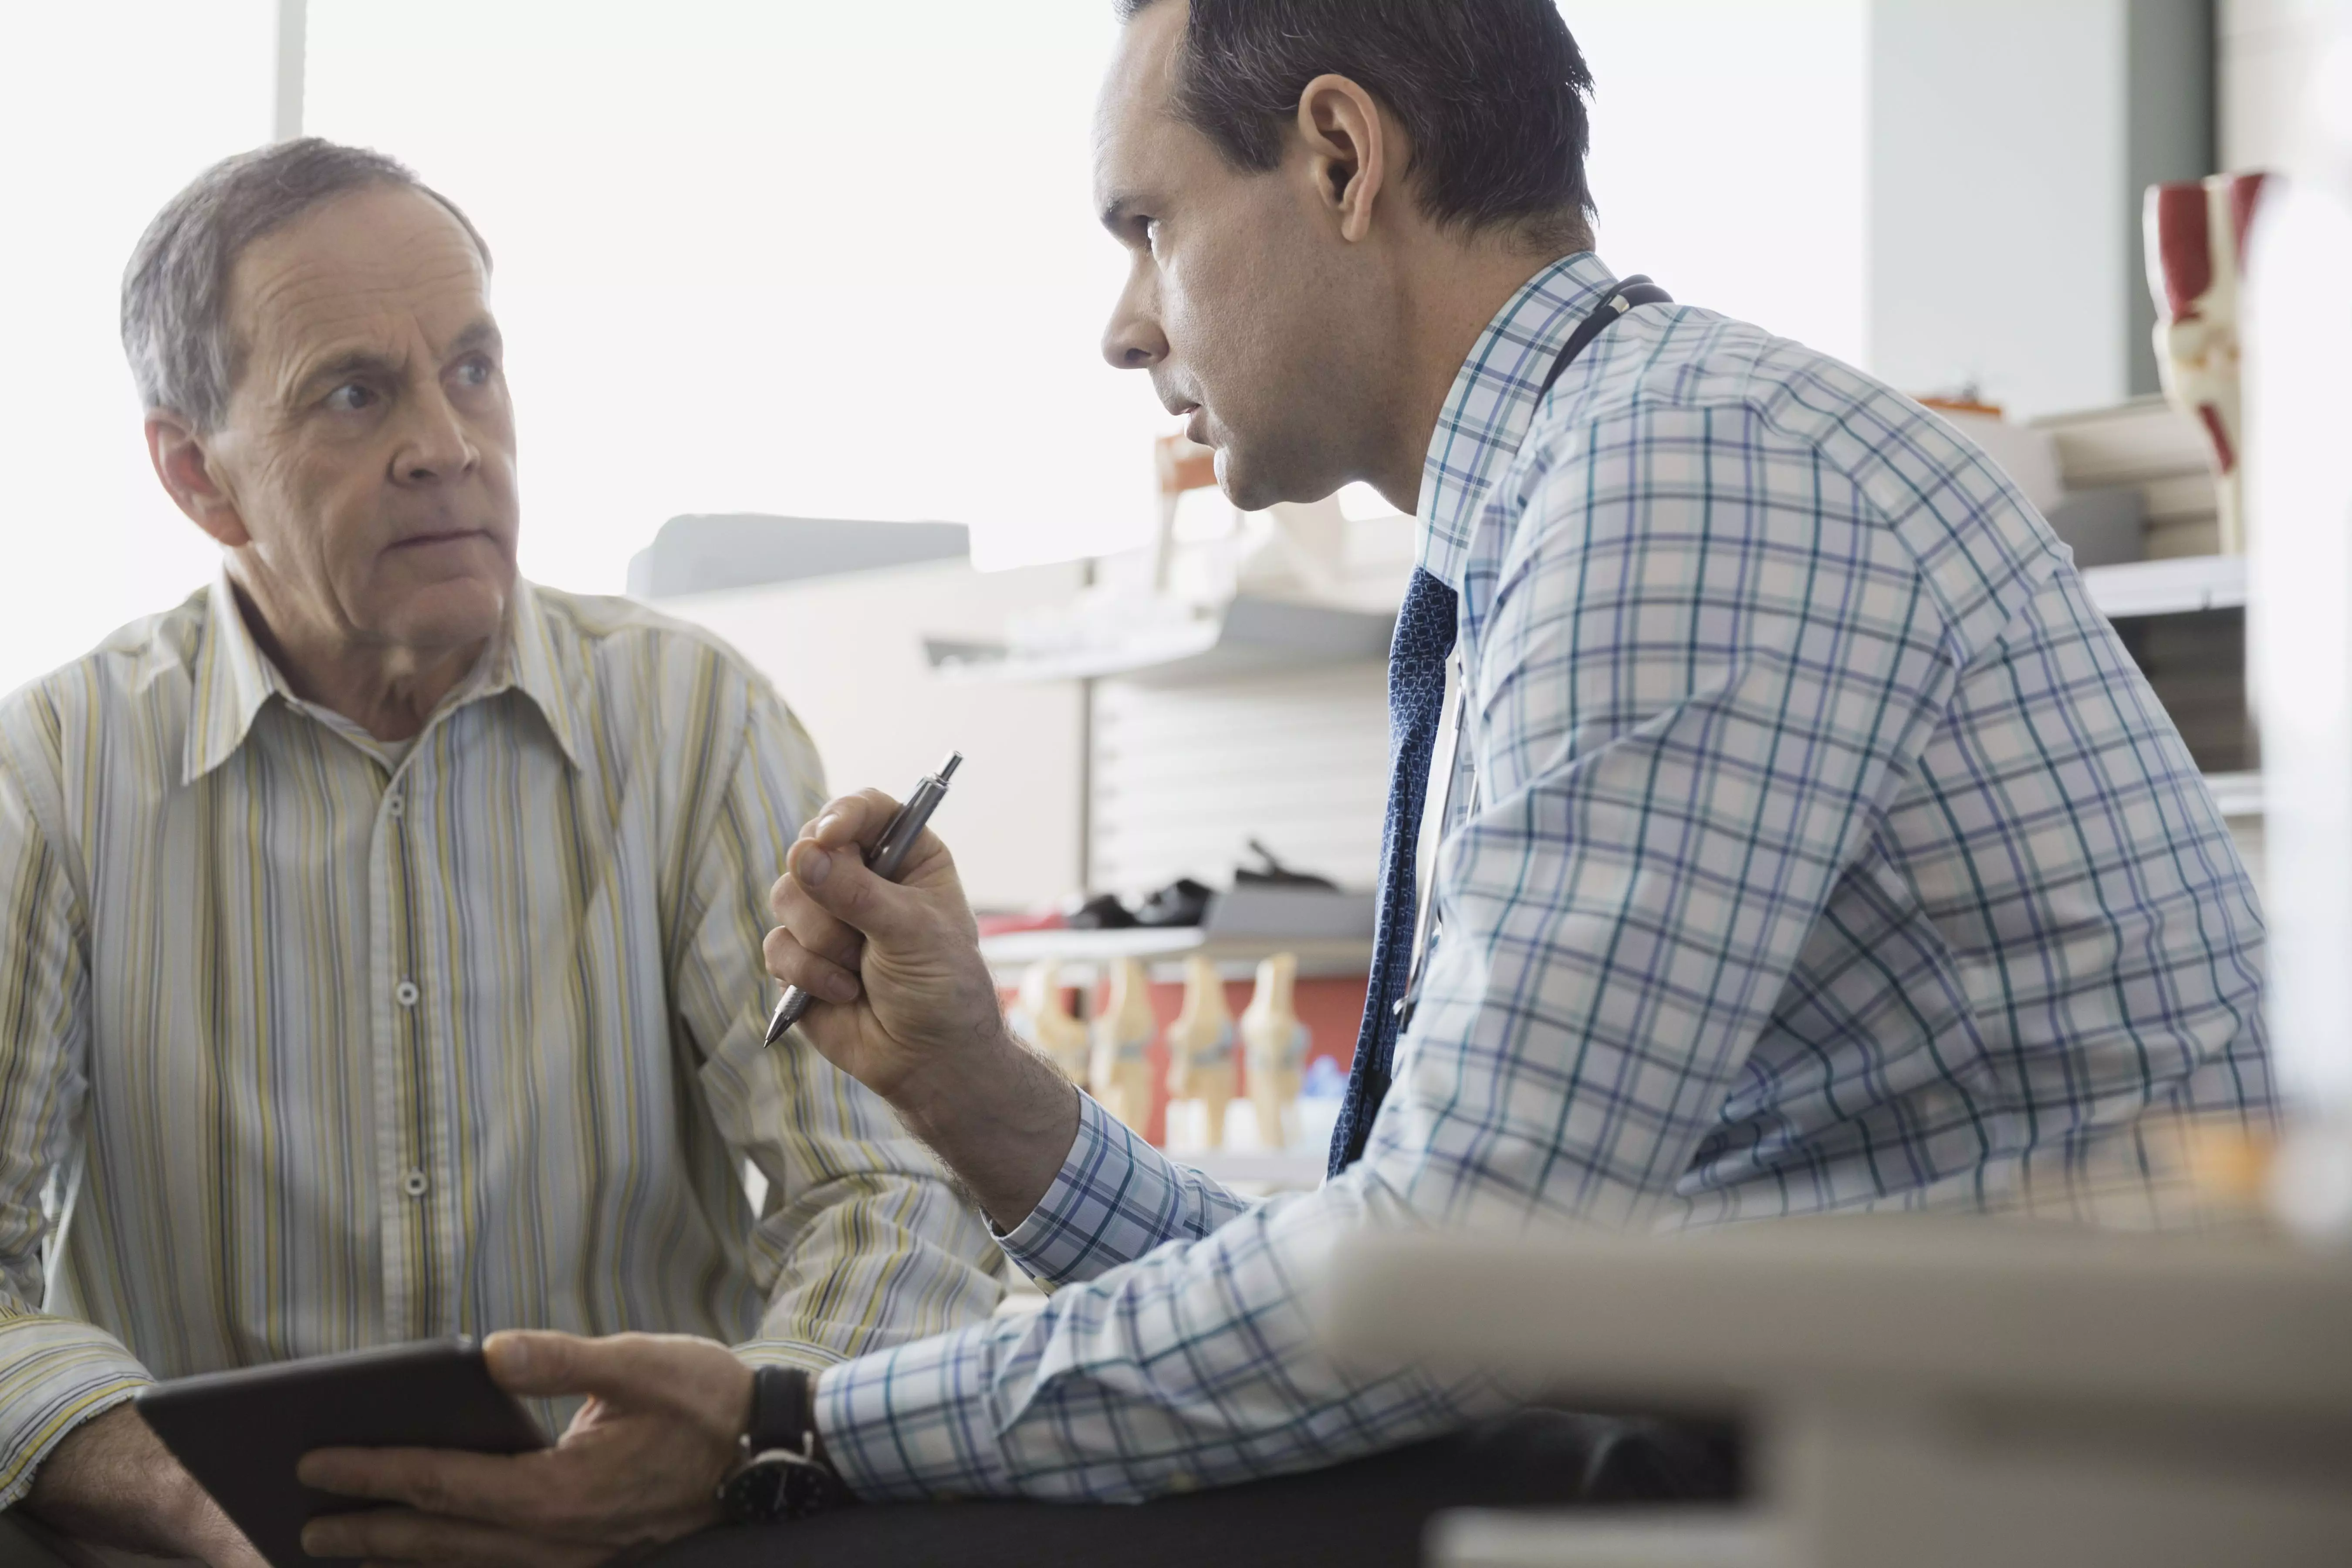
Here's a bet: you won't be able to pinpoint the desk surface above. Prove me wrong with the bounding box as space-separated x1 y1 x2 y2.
1321 1218 2352 1416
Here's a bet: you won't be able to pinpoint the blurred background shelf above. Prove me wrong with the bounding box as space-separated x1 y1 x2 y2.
2205 770 2262 819
926 595 1396 688
2080 554 2245 619
979 926 1375 982
1174 1148 1329 1190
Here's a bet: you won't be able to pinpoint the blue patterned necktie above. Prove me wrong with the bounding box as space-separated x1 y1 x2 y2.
1328 565 1457 1174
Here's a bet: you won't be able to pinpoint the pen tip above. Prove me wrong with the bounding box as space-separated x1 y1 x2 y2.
937 750 963 781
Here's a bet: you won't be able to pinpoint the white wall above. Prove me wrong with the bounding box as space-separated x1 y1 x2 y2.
1570 0 2213 417
1867 0 2211 418
1871 0 2128 413
1567 0 1871 368
2220 0 2338 167
0 3 274 700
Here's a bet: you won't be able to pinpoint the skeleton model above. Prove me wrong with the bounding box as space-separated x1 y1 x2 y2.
1163 956 1238 1150
2146 171 2271 553
1007 962 1089 1086
1241 953 1310 1152
1090 957 1158 1133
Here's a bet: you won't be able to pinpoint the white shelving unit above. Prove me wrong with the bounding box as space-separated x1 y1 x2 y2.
2203 770 2263 820
979 926 1375 983
926 595 1395 689
2079 554 2247 619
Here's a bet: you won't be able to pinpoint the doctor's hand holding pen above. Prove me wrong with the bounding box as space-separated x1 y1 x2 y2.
763 788 1081 1229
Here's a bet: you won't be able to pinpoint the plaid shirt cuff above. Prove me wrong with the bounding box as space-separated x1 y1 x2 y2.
814 1319 1015 1499
994 1091 1251 1288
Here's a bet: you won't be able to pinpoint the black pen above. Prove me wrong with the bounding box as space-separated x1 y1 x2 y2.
764 750 963 1046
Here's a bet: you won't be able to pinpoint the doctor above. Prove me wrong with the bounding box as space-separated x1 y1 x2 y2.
302 0 2270 1561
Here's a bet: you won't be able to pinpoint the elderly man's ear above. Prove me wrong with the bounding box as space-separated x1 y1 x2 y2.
145 414 251 549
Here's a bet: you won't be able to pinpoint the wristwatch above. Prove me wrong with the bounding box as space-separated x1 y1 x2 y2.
717 1365 853 1524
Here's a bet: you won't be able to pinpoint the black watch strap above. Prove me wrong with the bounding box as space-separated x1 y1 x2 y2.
720 1366 851 1525
746 1364 818 1455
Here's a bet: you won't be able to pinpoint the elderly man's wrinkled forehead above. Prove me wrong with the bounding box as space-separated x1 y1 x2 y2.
226 185 493 410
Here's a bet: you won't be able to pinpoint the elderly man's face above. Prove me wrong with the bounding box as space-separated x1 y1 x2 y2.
200 185 518 656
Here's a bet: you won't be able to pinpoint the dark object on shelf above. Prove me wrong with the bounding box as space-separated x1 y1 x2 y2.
1066 893 1139 930
1136 877 1217 928
1236 838 1340 892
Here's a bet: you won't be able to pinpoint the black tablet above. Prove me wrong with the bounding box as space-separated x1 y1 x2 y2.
134 1336 548 1568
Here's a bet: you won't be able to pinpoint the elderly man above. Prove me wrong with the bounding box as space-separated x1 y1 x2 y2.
0 139 1003 1566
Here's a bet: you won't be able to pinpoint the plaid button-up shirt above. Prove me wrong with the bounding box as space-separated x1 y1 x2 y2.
817 253 2272 1501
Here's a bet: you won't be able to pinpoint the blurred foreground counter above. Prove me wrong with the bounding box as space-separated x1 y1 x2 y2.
1324 1220 2352 1568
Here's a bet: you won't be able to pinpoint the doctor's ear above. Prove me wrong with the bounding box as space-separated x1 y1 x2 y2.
146 413 251 548
1294 73 1393 243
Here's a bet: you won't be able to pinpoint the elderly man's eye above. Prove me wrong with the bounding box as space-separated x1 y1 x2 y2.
324 383 375 413
453 356 494 387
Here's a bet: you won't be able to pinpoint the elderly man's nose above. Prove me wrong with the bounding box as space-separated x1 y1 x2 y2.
393 393 478 482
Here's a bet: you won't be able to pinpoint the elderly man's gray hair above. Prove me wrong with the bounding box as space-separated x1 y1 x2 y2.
120 137 492 432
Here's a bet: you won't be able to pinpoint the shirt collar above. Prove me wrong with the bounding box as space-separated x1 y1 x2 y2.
1416 251 1619 591
182 571 288 784
498 579 587 770
182 571 585 784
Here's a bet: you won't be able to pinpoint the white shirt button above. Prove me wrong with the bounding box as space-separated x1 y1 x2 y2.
395 980 421 1008
386 793 405 818
400 1169 429 1198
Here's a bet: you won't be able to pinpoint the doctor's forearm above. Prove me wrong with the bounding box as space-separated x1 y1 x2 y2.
891 1026 1083 1231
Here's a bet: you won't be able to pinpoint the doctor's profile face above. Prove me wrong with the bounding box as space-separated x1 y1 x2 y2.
1093 0 1405 513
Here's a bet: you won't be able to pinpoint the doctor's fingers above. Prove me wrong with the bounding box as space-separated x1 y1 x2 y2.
762 925 862 1007
767 864 864 967
798 788 903 854
781 831 950 948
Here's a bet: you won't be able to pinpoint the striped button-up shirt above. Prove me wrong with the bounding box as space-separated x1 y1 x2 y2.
814 252 2273 1501
0 575 1003 1503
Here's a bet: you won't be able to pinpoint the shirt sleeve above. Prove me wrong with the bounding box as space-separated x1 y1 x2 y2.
0 745 150 1507
992 1091 1253 1285
812 403 1957 1501
670 679 1008 1370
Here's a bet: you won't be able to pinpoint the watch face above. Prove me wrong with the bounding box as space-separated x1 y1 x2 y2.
723 1459 794 1524
723 1453 845 1524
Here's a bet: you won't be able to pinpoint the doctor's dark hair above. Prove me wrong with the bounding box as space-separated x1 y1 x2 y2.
121 138 492 433
1114 0 1596 251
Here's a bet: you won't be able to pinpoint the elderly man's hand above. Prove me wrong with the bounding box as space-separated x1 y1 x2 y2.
296 1330 751 1567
